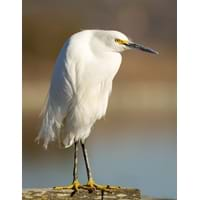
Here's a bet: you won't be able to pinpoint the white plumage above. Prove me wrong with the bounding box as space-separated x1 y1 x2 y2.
36 29 158 149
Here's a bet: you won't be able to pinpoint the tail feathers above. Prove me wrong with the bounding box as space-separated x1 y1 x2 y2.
63 133 75 148
36 111 62 149
36 112 75 149
35 129 75 150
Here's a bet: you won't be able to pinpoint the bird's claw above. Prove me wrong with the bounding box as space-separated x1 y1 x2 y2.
53 178 121 193
53 179 81 191
83 178 121 192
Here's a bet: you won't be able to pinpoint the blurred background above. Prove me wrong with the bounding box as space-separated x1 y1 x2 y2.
22 0 176 199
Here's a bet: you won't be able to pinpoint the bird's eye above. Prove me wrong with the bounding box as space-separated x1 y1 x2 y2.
115 38 122 44
115 38 128 45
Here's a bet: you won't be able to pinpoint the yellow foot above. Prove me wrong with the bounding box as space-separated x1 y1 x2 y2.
83 178 120 192
53 180 81 191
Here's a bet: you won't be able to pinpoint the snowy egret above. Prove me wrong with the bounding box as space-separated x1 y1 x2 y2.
36 29 158 192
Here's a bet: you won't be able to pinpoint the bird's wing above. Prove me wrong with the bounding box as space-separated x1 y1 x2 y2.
37 41 75 148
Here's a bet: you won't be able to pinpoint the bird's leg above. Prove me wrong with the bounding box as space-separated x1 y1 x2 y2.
81 141 120 191
81 141 92 181
53 141 81 191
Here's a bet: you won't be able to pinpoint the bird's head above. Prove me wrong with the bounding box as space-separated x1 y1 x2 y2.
92 30 159 54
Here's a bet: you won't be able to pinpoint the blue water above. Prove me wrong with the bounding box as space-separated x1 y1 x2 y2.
23 127 176 199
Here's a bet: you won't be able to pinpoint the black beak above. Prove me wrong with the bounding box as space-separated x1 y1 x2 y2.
125 42 159 55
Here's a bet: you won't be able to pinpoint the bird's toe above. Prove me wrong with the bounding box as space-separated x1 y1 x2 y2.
53 179 81 191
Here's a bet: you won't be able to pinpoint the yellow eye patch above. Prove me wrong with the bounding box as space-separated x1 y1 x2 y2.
115 38 128 45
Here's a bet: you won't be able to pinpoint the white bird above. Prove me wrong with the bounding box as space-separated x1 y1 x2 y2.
36 29 158 191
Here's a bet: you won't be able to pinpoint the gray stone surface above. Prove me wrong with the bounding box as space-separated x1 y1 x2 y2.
22 188 141 200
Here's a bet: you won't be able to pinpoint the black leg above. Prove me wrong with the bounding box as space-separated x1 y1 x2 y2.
53 141 81 191
80 140 120 191
73 141 79 181
81 141 92 180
